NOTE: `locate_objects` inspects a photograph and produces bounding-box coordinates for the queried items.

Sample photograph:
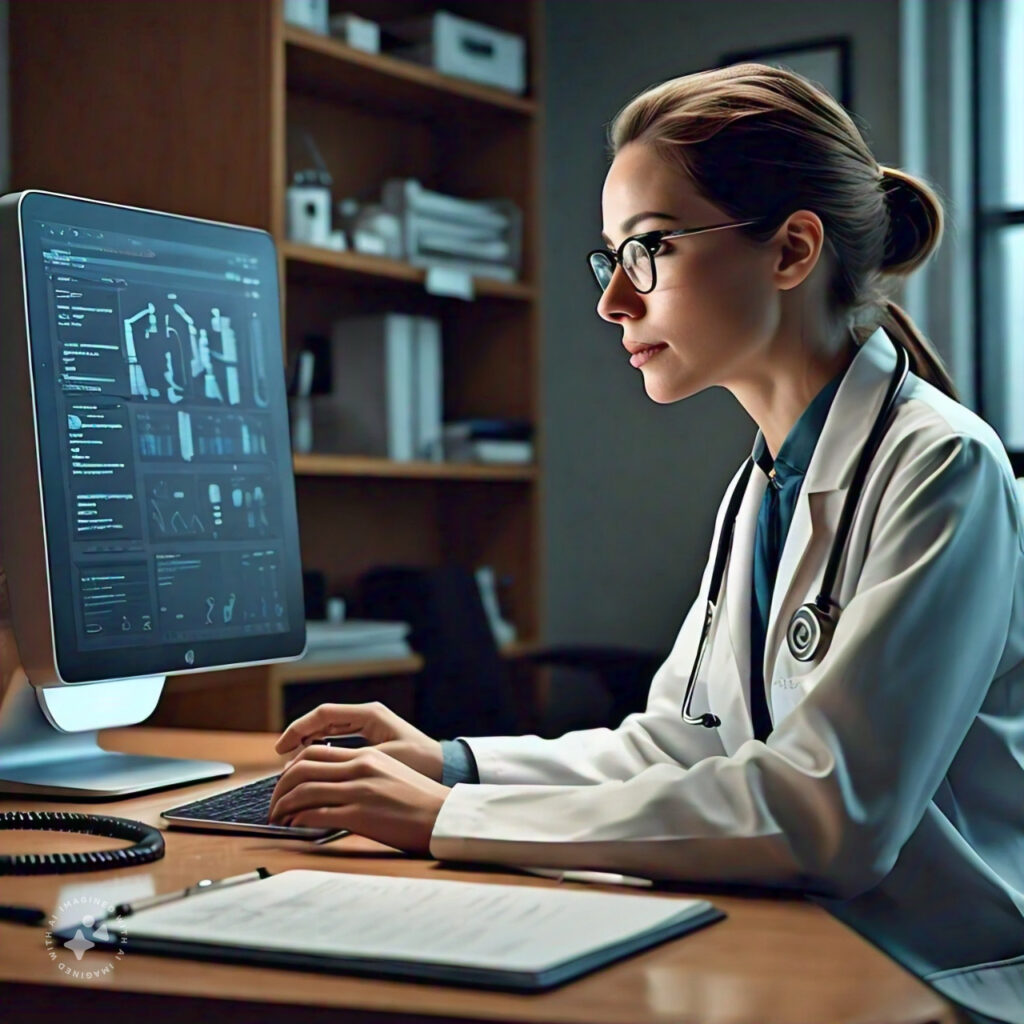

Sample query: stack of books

[328,313,443,462]
[302,620,412,663]
[442,418,534,465]
[382,178,522,282]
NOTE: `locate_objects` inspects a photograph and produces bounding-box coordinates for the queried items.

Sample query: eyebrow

[600,211,679,246]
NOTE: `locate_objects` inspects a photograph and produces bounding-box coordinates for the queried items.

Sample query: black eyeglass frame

[588,218,765,294]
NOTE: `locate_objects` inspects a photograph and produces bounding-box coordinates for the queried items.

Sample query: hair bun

[878,166,943,275]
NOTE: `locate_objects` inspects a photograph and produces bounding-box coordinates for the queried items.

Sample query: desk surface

[0,728,965,1024]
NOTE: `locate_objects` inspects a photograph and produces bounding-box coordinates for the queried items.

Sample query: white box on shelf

[329,12,381,53]
[383,10,526,95]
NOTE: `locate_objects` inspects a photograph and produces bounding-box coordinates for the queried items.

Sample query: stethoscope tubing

[681,342,911,728]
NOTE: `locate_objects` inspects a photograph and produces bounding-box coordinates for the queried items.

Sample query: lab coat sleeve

[455,465,749,786]
[460,591,728,785]
[430,435,1021,899]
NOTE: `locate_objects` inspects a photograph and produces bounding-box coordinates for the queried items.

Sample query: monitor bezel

[15,190,306,684]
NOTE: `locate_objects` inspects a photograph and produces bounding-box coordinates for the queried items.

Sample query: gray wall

[540,0,903,667]
[0,0,7,195]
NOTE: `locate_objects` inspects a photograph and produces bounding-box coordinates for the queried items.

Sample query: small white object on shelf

[424,266,474,301]
[329,12,381,53]
[351,230,388,256]
[284,0,329,34]
[286,183,332,246]
[326,230,348,251]
[351,204,403,259]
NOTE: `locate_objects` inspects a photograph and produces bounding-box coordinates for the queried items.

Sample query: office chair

[357,564,663,738]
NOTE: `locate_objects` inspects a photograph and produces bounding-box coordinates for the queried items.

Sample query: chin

[641,372,695,405]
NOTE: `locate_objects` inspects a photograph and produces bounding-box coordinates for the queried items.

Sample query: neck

[728,329,857,459]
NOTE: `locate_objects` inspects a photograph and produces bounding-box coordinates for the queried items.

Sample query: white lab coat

[430,326,1024,1023]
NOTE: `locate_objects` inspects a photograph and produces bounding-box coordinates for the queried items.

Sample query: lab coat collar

[720,325,902,745]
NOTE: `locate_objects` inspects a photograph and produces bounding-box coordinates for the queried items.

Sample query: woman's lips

[629,343,668,368]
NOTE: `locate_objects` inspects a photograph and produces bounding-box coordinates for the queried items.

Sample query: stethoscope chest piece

[787,603,835,662]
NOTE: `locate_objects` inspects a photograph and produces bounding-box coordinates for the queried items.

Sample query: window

[974,0,1024,469]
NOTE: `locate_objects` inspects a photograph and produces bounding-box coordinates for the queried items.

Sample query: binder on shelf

[329,313,442,462]
[415,316,443,461]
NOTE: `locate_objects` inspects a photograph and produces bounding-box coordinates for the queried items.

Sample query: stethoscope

[682,341,911,728]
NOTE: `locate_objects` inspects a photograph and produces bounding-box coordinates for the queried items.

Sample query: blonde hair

[608,63,958,400]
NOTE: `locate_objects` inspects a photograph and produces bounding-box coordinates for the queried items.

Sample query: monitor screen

[17,192,305,683]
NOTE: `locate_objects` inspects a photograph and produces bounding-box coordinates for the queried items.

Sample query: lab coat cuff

[429,783,496,859]
[457,735,547,785]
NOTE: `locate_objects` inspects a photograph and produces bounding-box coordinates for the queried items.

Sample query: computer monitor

[0,191,306,797]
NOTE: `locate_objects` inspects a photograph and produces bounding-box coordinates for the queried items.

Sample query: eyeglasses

[588,219,763,294]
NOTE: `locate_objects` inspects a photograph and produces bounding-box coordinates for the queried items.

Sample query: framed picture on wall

[720,37,853,112]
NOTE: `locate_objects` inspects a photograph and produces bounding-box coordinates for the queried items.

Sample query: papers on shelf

[300,620,413,662]
[304,620,410,649]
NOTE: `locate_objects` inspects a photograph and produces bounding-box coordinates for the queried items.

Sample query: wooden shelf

[293,452,536,481]
[7,1,547,731]
[284,24,537,119]
[270,638,541,684]
[282,241,536,301]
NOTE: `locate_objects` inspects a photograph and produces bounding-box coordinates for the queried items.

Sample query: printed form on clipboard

[56,869,725,991]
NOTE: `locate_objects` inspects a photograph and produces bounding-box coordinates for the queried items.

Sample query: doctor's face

[597,142,778,404]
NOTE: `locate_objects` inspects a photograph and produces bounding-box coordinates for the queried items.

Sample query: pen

[0,903,46,926]
[112,866,272,919]
[519,867,654,889]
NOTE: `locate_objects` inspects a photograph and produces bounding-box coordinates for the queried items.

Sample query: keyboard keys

[168,775,280,825]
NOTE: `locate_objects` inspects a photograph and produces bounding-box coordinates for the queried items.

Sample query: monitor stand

[0,669,233,798]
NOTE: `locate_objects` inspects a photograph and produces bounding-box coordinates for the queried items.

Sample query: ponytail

[880,300,960,402]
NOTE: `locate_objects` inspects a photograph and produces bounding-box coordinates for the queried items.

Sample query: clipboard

[54,868,726,992]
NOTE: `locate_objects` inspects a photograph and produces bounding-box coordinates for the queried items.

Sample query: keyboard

[161,773,349,842]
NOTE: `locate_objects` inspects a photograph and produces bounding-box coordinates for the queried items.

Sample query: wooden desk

[0,728,966,1024]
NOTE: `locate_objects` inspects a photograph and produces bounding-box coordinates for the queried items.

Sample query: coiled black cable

[0,811,164,875]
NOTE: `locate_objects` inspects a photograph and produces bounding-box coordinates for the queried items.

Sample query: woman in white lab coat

[268,64,1024,1023]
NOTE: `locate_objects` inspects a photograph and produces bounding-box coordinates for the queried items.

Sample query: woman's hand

[267,745,450,854]
[275,701,444,782]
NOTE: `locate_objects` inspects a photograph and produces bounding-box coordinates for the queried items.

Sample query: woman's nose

[596,265,644,323]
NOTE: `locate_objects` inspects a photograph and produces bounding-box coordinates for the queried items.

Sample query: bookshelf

[7,0,545,730]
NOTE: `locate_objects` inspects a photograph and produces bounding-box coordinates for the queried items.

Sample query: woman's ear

[773,209,826,291]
